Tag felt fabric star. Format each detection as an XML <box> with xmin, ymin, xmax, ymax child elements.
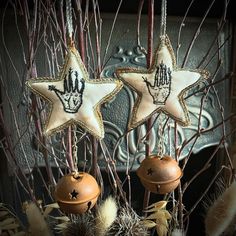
<box><xmin>116</xmin><ymin>35</ymin><xmax>209</xmax><ymax>129</ymax></box>
<box><xmin>26</xmin><ymin>46</ymin><xmax>123</xmax><ymax>139</ymax></box>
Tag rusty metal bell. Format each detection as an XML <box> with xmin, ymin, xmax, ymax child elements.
<box><xmin>54</xmin><ymin>172</ymin><xmax>100</xmax><ymax>214</ymax></box>
<box><xmin>137</xmin><ymin>154</ymin><xmax>182</xmax><ymax>194</ymax></box>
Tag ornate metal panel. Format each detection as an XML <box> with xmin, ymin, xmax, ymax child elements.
<box><xmin>95</xmin><ymin>15</ymin><xmax>230</xmax><ymax>170</ymax></box>
<box><xmin>0</xmin><ymin>14</ymin><xmax>231</xmax><ymax>171</ymax></box>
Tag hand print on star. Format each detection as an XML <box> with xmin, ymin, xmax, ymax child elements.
<box><xmin>143</xmin><ymin>61</ymin><xmax>172</xmax><ymax>105</ymax></box>
<box><xmin>48</xmin><ymin>68</ymin><xmax>85</xmax><ymax>113</ymax></box>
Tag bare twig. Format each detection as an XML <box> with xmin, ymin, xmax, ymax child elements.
<box><xmin>181</xmin><ymin>0</ymin><xmax>217</xmax><ymax>68</ymax></box>
<box><xmin>143</xmin><ymin>0</ymin><xmax>154</xmax><ymax>214</ymax></box>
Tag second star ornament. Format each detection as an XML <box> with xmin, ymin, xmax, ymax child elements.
<box><xmin>26</xmin><ymin>46</ymin><xmax>123</xmax><ymax>139</ymax></box>
<box><xmin>116</xmin><ymin>35</ymin><xmax>209</xmax><ymax>129</ymax></box>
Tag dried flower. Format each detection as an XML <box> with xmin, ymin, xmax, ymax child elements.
<box><xmin>23</xmin><ymin>201</ymin><xmax>51</xmax><ymax>236</ymax></box>
<box><xmin>107</xmin><ymin>206</ymin><xmax>150</xmax><ymax>236</ymax></box>
<box><xmin>204</xmin><ymin>181</ymin><xmax>236</xmax><ymax>236</ymax></box>
<box><xmin>0</xmin><ymin>203</ymin><xmax>26</xmax><ymax>235</ymax></box>
<box><xmin>141</xmin><ymin>201</ymin><xmax>171</xmax><ymax>236</ymax></box>
<box><xmin>95</xmin><ymin>196</ymin><xmax>118</xmax><ymax>236</ymax></box>
<box><xmin>62</xmin><ymin>214</ymin><xmax>95</xmax><ymax>236</ymax></box>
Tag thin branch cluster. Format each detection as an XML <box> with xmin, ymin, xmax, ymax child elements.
<box><xmin>0</xmin><ymin>0</ymin><xmax>235</xmax><ymax>235</ymax></box>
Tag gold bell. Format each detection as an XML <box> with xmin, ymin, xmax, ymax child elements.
<box><xmin>137</xmin><ymin>154</ymin><xmax>182</xmax><ymax>194</ymax></box>
<box><xmin>54</xmin><ymin>172</ymin><xmax>100</xmax><ymax>214</ymax></box>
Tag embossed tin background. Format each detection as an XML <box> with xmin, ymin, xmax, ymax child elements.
<box><xmin>0</xmin><ymin>14</ymin><xmax>231</xmax><ymax>171</ymax></box>
<box><xmin>96</xmin><ymin>15</ymin><xmax>231</xmax><ymax>170</ymax></box>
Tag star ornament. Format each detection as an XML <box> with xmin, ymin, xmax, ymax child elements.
<box><xmin>26</xmin><ymin>46</ymin><xmax>123</xmax><ymax>139</ymax></box>
<box><xmin>116</xmin><ymin>35</ymin><xmax>209</xmax><ymax>129</ymax></box>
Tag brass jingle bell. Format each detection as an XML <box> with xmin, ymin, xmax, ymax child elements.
<box><xmin>54</xmin><ymin>172</ymin><xmax>100</xmax><ymax>214</ymax></box>
<box><xmin>137</xmin><ymin>154</ymin><xmax>182</xmax><ymax>194</ymax></box>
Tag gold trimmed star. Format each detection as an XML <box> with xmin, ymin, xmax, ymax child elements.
<box><xmin>116</xmin><ymin>35</ymin><xmax>209</xmax><ymax>129</ymax></box>
<box><xmin>26</xmin><ymin>46</ymin><xmax>123</xmax><ymax>139</ymax></box>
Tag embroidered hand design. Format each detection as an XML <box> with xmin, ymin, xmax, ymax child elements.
<box><xmin>143</xmin><ymin>61</ymin><xmax>171</xmax><ymax>105</ymax></box>
<box><xmin>48</xmin><ymin>68</ymin><xmax>85</xmax><ymax>113</ymax></box>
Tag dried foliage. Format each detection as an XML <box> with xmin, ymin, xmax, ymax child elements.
<box><xmin>204</xmin><ymin>181</ymin><xmax>236</xmax><ymax>236</ymax></box>
<box><xmin>0</xmin><ymin>0</ymin><xmax>235</xmax><ymax>235</ymax></box>
<box><xmin>107</xmin><ymin>206</ymin><xmax>150</xmax><ymax>236</ymax></box>
<box><xmin>0</xmin><ymin>203</ymin><xmax>26</xmax><ymax>235</ymax></box>
<box><xmin>62</xmin><ymin>214</ymin><xmax>95</xmax><ymax>236</ymax></box>
<box><xmin>95</xmin><ymin>196</ymin><xmax>118</xmax><ymax>236</ymax></box>
<box><xmin>23</xmin><ymin>201</ymin><xmax>51</xmax><ymax>236</ymax></box>
<box><xmin>62</xmin><ymin>196</ymin><xmax>118</xmax><ymax>236</ymax></box>
<box><xmin>142</xmin><ymin>201</ymin><xmax>171</xmax><ymax>236</ymax></box>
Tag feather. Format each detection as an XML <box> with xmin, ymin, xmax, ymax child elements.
<box><xmin>95</xmin><ymin>196</ymin><xmax>117</xmax><ymax>236</ymax></box>
<box><xmin>205</xmin><ymin>181</ymin><xmax>236</xmax><ymax>236</ymax></box>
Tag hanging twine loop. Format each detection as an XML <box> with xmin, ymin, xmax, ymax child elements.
<box><xmin>65</xmin><ymin>0</ymin><xmax>77</xmax><ymax>172</ymax></box>
<box><xmin>66</xmin><ymin>0</ymin><xmax>74</xmax><ymax>45</ymax></box>
<box><xmin>160</xmin><ymin>0</ymin><xmax>167</xmax><ymax>38</ymax></box>
<box><xmin>157</xmin><ymin>114</ymin><xmax>165</xmax><ymax>158</ymax></box>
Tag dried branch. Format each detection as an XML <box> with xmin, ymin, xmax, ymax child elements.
<box><xmin>181</xmin><ymin>0</ymin><xmax>217</xmax><ymax>68</ymax></box>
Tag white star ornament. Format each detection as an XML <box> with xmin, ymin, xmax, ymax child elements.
<box><xmin>116</xmin><ymin>35</ymin><xmax>209</xmax><ymax>129</ymax></box>
<box><xmin>26</xmin><ymin>46</ymin><xmax>123</xmax><ymax>139</ymax></box>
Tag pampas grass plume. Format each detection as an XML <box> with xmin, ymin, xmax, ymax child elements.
<box><xmin>95</xmin><ymin>196</ymin><xmax>117</xmax><ymax>236</ymax></box>
<box><xmin>205</xmin><ymin>181</ymin><xmax>236</xmax><ymax>236</ymax></box>
<box><xmin>23</xmin><ymin>202</ymin><xmax>51</xmax><ymax>236</ymax></box>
